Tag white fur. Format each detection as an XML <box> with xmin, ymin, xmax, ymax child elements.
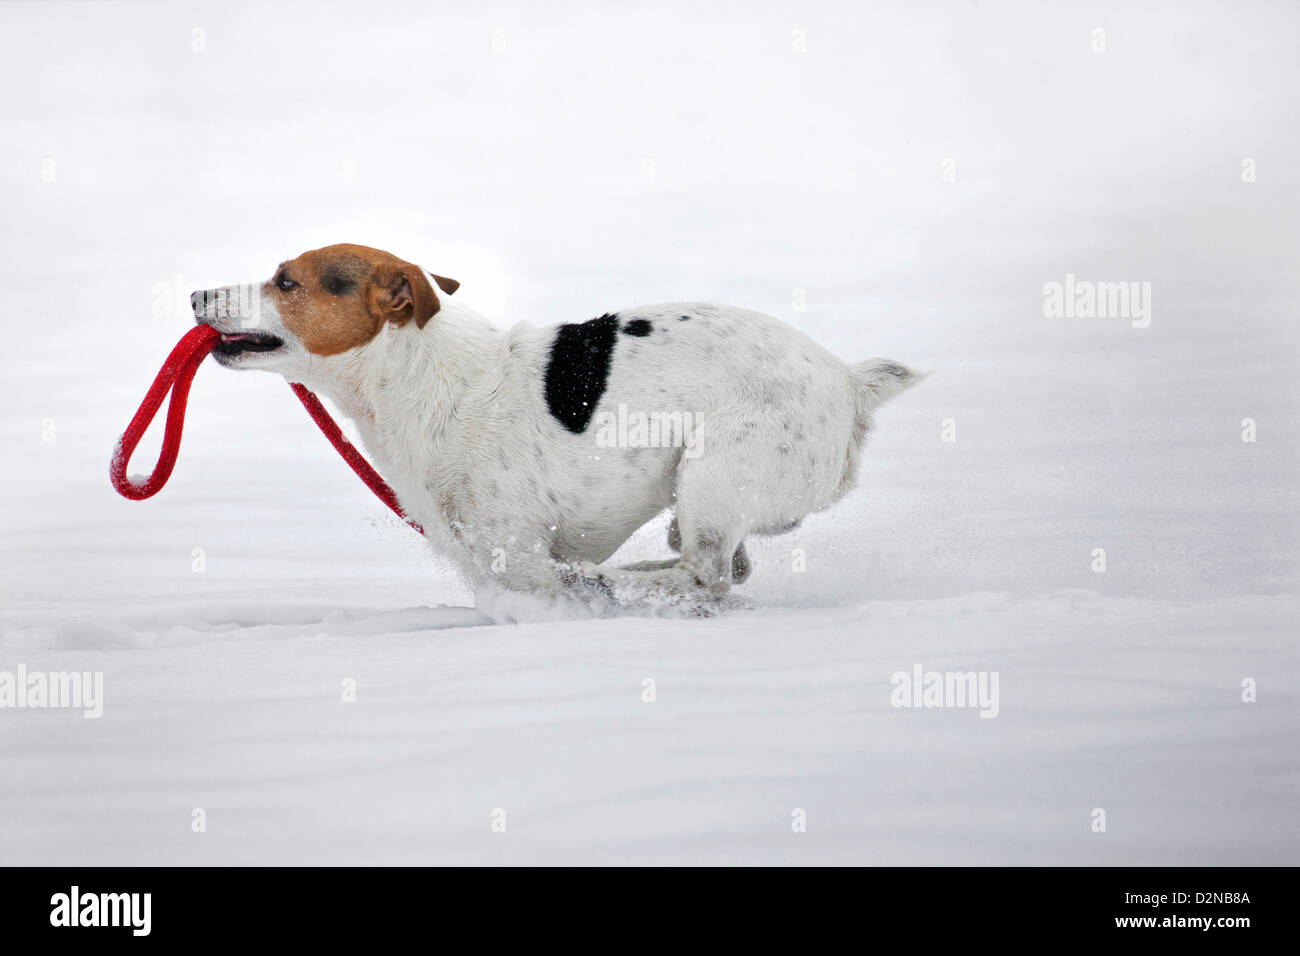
<box><xmin>195</xmin><ymin>272</ymin><xmax>919</xmax><ymax>609</ymax></box>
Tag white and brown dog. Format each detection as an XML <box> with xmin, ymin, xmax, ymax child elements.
<box><xmin>192</xmin><ymin>243</ymin><xmax>919</xmax><ymax>610</ymax></box>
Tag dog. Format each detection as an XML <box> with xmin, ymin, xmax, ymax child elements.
<box><xmin>192</xmin><ymin>243</ymin><xmax>919</xmax><ymax>610</ymax></box>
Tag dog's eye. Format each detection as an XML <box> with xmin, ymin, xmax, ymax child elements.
<box><xmin>276</xmin><ymin>274</ymin><xmax>297</xmax><ymax>291</ymax></box>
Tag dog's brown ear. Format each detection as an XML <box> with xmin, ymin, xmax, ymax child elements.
<box><xmin>431</xmin><ymin>273</ymin><xmax>459</xmax><ymax>296</ymax></box>
<box><xmin>369</xmin><ymin>264</ymin><xmax>440</xmax><ymax>329</ymax></box>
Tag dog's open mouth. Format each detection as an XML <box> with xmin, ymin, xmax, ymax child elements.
<box><xmin>214</xmin><ymin>332</ymin><xmax>285</xmax><ymax>355</ymax></box>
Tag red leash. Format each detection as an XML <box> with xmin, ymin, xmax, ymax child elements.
<box><xmin>287</xmin><ymin>383</ymin><xmax>421</xmax><ymax>533</ymax></box>
<box><xmin>110</xmin><ymin>325</ymin><xmax>423</xmax><ymax>534</ymax></box>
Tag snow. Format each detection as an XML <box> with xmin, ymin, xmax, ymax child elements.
<box><xmin>1</xmin><ymin>1</ymin><xmax>1297</xmax><ymax>864</ymax></box>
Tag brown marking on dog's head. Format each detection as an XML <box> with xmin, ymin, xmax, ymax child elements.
<box><xmin>268</xmin><ymin>243</ymin><xmax>459</xmax><ymax>357</ymax></box>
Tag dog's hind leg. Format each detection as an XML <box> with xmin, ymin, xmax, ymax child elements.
<box><xmin>667</xmin><ymin>514</ymin><xmax>750</xmax><ymax>583</ymax></box>
<box><xmin>730</xmin><ymin>543</ymin><xmax>751</xmax><ymax>583</ymax></box>
<box><xmin>667</xmin><ymin>515</ymin><xmax>682</xmax><ymax>552</ymax></box>
<box><xmin>581</xmin><ymin>431</ymin><xmax>775</xmax><ymax>605</ymax></box>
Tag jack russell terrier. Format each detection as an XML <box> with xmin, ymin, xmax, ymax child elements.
<box><xmin>192</xmin><ymin>244</ymin><xmax>919</xmax><ymax>611</ymax></box>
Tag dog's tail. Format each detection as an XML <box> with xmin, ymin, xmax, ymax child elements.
<box><xmin>848</xmin><ymin>358</ymin><xmax>923</xmax><ymax>412</ymax></box>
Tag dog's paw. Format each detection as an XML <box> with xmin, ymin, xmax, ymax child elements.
<box><xmin>560</xmin><ymin>561</ymin><xmax>618</xmax><ymax>605</ymax></box>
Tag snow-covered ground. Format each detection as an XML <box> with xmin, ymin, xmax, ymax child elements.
<box><xmin>1</xmin><ymin>1</ymin><xmax>1296</xmax><ymax>864</ymax></box>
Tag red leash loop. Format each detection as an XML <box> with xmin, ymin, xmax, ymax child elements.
<box><xmin>111</xmin><ymin>326</ymin><xmax>422</xmax><ymax>534</ymax></box>
<box><xmin>110</xmin><ymin>325</ymin><xmax>219</xmax><ymax>500</ymax></box>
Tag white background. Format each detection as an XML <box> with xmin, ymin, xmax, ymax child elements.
<box><xmin>1</xmin><ymin>0</ymin><xmax>1296</xmax><ymax>863</ymax></box>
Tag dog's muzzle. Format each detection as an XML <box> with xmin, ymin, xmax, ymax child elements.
<box><xmin>191</xmin><ymin>287</ymin><xmax>285</xmax><ymax>356</ymax></box>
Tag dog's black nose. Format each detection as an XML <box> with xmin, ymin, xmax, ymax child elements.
<box><xmin>190</xmin><ymin>291</ymin><xmax>200</xmax><ymax>312</ymax></box>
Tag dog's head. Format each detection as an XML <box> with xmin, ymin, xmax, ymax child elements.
<box><xmin>191</xmin><ymin>243</ymin><xmax>459</xmax><ymax>370</ymax></box>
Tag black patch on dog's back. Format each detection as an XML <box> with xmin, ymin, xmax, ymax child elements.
<box><xmin>622</xmin><ymin>318</ymin><xmax>653</xmax><ymax>336</ymax></box>
<box><xmin>544</xmin><ymin>313</ymin><xmax>619</xmax><ymax>433</ymax></box>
